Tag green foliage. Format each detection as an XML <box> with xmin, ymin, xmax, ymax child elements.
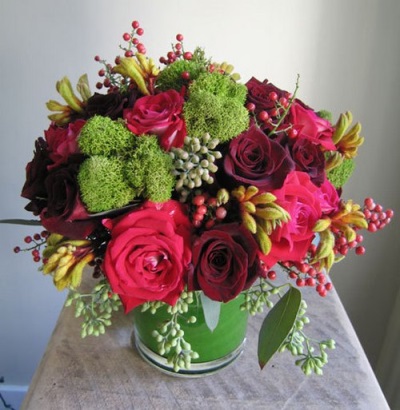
<box><xmin>327</xmin><ymin>158</ymin><xmax>356</xmax><ymax>188</ymax></box>
<box><xmin>78</xmin><ymin>115</ymin><xmax>134</xmax><ymax>156</ymax></box>
<box><xmin>125</xmin><ymin>135</ymin><xmax>174</xmax><ymax>203</ymax></box>
<box><xmin>258</xmin><ymin>286</ymin><xmax>301</xmax><ymax>369</ymax></box>
<box><xmin>65</xmin><ymin>279</ymin><xmax>122</xmax><ymax>338</ymax></box>
<box><xmin>184</xmin><ymin>91</ymin><xmax>249</xmax><ymax>142</ymax></box>
<box><xmin>242</xmin><ymin>279</ymin><xmax>334</xmax><ymax>375</ymax></box>
<box><xmin>78</xmin><ymin>156</ymin><xmax>136</xmax><ymax>212</ymax></box>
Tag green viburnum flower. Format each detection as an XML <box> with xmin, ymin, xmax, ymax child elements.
<box><xmin>78</xmin><ymin>156</ymin><xmax>136</xmax><ymax>212</ymax></box>
<box><xmin>78</xmin><ymin>115</ymin><xmax>134</xmax><ymax>156</ymax></box>
<box><xmin>184</xmin><ymin>91</ymin><xmax>249</xmax><ymax>143</ymax></box>
<box><xmin>327</xmin><ymin>158</ymin><xmax>356</xmax><ymax>188</ymax></box>
<box><xmin>156</xmin><ymin>59</ymin><xmax>206</xmax><ymax>91</ymax></box>
<box><xmin>125</xmin><ymin>135</ymin><xmax>175</xmax><ymax>203</ymax></box>
<box><xmin>189</xmin><ymin>71</ymin><xmax>247</xmax><ymax>102</ymax></box>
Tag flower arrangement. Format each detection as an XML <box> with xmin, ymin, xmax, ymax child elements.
<box><xmin>12</xmin><ymin>19</ymin><xmax>393</xmax><ymax>375</ymax></box>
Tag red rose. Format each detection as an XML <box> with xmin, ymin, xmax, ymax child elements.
<box><xmin>289</xmin><ymin>103</ymin><xmax>336</xmax><ymax>151</ymax></box>
<box><xmin>102</xmin><ymin>200</ymin><xmax>192</xmax><ymax>312</ymax></box>
<box><xmin>261</xmin><ymin>171</ymin><xmax>322</xmax><ymax>268</ymax></box>
<box><xmin>44</xmin><ymin>119</ymin><xmax>85</xmax><ymax>169</ymax></box>
<box><xmin>189</xmin><ymin>223</ymin><xmax>262</xmax><ymax>302</ymax></box>
<box><xmin>223</xmin><ymin>125</ymin><xmax>294</xmax><ymax>190</ymax></box>
<box><xmin>123</xmin><ymin>89</ymin><xmax>186</xmax><ymax>151</ymax></box>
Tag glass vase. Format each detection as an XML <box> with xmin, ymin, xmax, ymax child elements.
<box><xmin>132</xmin><ymin>293</ymin><xmax>248</xmax><ymax>377</ymax></box>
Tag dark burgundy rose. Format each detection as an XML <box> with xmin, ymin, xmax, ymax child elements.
<box><xmin>21</xmin><ymin>138</ymin><xmax>52</xmax><ymax>215</ymax></box>
<box><xmin>40</xmin><ymin>156</ymin><xmax>96</xmax><ymax>238</ymax></box>
<box><xmin>189</xmin><ymin>223</ymin><xmax>263</xmax><ymax>302</ymax></box>
<box><xmin>246</xmin><ymin>77</ymin><xmax>289</xmax><ymax>115</ymax></box>
<box><xmin>291</xmin><ymin>138</ymin><xmax>326</xmax><ymax>186</ymax></box>
<box><xmin>85</xmin><ymin>92</ymin><xmax>130</xmax><ymax>120</ymax></box>
<box><xmin>223</xmin><ymin>125</ymin><xmax>294</xmax><ymax>190</ymax></box>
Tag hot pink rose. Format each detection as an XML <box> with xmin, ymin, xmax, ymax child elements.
<box><xmin>317</xmin><ymin>177</ymin><xmax>340</xmax><ymax>214</ymax></box>
<box><xmin>123</xmin><ymin>90</ymin><xmax>186</xmax><ymax>151</ymax></box>
<box><xmin>289</xmin><ymin>103</ymin><xmax>336</xmax><ymax>151</ymax></box>
<box><xmin>44</xmin><ymin>119</ymin><xmax>85</xmax><ymax>169</ymax></box>
<box><xmin>261</xmin><ymin>171</ymin><xmax>322</xmax><ymax>268</ymax></box>
<box><xmin>102</xmin><ymin>200</ymin><xmax>192</xmax><ymax>312</ymax></box>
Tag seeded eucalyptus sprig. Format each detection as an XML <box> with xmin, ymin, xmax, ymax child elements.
<box><xmin>241</xmin><ymin>277</ymin><xmax>279</xmax><ymax>315</ymax></box>
<box><xmin>280</xmin><ymin>300</ymin><xmax>336</xmax><ymax>375</ymax></box>
<box><xmin>65</xmin><ymin>279</ymin><xmax>122</xmax><ymax>338</ymax></box>
<box><xmin>241</xmin><ymin>279</ymin><xmax>334</xmax><ymax>374</ymax></box>
<box><xmin>142</xmin><ymin>291</ymin><xmax>200</xmax><ymax>372</ymax></box>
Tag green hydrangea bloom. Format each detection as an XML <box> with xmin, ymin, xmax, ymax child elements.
<box><xmin>156</xmin><ymin>60</ymin><xmax>206</xmax><ymax>92</ymax></box>
<box><xmin>189</xmin><ymin>71</ymin><xmax>247</xmax><ymax>103</ymax></box>
<box><xmin>327</xmin><ymin>158</ymin><xmax>356</xmax><ymax>188</ymax></box>
<box><xmin>78</xmin><ymin>156</ymin><xmax>136</xmax><ymax>212</ymax></box>
<box><xmin>78</xmin><ymin>115</ymin><xmax>134</xmax><ymax>156</ymax></box>
<box><xmin>184</xmin><ymin>91</ymin><xmax>249</xmax><ymax>142</ymax></box>
<box><xmin>124</xmin><ymin>135</ymin><xmax>174</xmax><ymax>203</ymax></box>
<box><xmin>317</xmin><ymin>110</ymin><xmax>333</xmax><ymax>123</ymax></box>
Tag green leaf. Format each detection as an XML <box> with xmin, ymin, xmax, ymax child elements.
<box><xmin>258</xmin><ymin>286</ymin><xmax>302</xmax><ymax>370</ymax></box>
<box><xmin>200</xmin><ymin>292</ymin><xmax>221</xmax><ymax>332</ymax></box>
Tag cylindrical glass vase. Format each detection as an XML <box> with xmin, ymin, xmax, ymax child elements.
<box><xmin>132</xmin><ymin>293</ymin><xmax>248</xmax><ymax>377</ymax></box>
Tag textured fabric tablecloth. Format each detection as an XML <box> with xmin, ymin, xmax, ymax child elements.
<box><xmin>21</xmin><ymin>278</ymin><xmax>389</xmax><ymax>410</ymax></box>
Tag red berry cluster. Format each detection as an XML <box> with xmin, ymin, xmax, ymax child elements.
<box><xmin>120</xmin><ymin>20</ymin><xmax>146</xmax><ymax>56</ymax></box>
<box><xmin>94</xmin><ymin>20</ymin><xmax>146</xmax><ymax>91</ymax></box>
<box><xmin>246</xmin><ymin>90</ymin><xmax>294</xmax><ymax>132</ymax></box>
<box><xmin>279</xmin><ymin>257</ymin><xmax>334</xmax><ymax>297</ymax></box>
<box><xmin>191</xmin><ymin>193</ymin><xmax>228</xmax><ymax>229</ymax></box>
<box><xmin>159</xmin><ymin>33</ymin><xmax>193</xmax><ymax>66</ymax></box>
<box><xmin>13</xmin><ymin>231</ymin><xmax>49</xmax><ymax>263</ymax></box>
<box><xmin>363</xmin><ymin>197</ymin><xmax>393</xmax><ymax>233</ymax></box>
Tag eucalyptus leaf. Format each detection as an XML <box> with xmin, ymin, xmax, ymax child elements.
<box><xmin>200</xmin><ymin>292</ymin><xmax>221</xmax><ymax>332</ymax></box>
<box><xmin>258</xmin><ymin>286</ymin><xmax>301</xmax><ymax>370</ymax></box>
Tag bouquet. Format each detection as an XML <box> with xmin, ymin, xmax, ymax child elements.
<box><xmin>12</xmin><ymin>19</ymin><xmax>393</xmax><ymax>375</ymax></box>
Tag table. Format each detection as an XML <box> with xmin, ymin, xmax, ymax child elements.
<box><xmin>21</xmin><ymin>278</ymin><xmax>389</xmax><ymax>410</ymax></box>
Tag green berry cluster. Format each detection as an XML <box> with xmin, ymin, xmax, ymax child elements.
<box><xmin>141</xmin><ymin>291</ymin><xmax>200</xmax><ymax>372</ymax></box>
<box><xmin>170</xmin><ymin>134</ymin><xmax>221</xmax><ymax>201</ymax></box>
<box><xmin>279</xmin><ymin>300</ymin><xmax>336</xmax><ymax>375</ymax></box>
<box><xmin>65</xmin><ymin>279</ymin><xmax>122</xmax><ymax>338</ymax></box>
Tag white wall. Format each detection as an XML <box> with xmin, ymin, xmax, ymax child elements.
<box><xmin>0</xmin><ymin>0</ymin><xmax>399</xmax><ymax>405</ymax></box>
